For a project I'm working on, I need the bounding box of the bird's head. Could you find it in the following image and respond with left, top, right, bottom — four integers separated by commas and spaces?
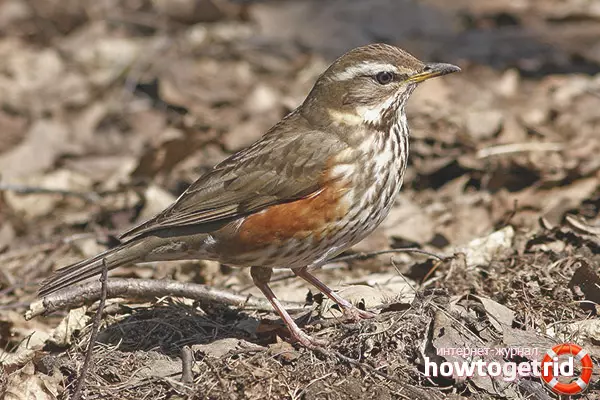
301, 43, 460, 132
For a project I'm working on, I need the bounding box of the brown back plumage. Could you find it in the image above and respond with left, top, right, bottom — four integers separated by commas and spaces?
120, 111, 347, 241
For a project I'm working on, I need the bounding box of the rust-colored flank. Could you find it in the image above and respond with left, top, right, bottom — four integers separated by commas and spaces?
236, 172, 350, 249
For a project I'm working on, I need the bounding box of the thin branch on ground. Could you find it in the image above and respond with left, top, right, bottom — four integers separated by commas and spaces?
332, 248, 446, 263
72, 259, 109, 400
476, 142, 564, 159
261, 248, 446, 287
26, 279, 306, 319
565, 214, 600, 236
0, 183, 101, 202
391, 259, 419, 294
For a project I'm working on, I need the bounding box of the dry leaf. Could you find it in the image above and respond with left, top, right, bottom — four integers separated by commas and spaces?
191, 338, 263, 358
3, 169, 93, 218
429, 310, 519, 397
0, 120, 76, 181
3, 362, 61, 400
456, 226, 514, 267
568, 259, 600, 305
320, 285, 391, 319
48, 308, 90, 348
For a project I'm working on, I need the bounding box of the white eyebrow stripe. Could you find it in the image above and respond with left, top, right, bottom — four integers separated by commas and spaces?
333, 62, 399, 81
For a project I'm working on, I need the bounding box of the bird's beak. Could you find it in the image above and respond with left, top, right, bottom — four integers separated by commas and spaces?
408, 62, 461, 83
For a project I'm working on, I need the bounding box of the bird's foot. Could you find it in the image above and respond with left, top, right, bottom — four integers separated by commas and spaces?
342, 306, 376, 322
289, 328, 328, 349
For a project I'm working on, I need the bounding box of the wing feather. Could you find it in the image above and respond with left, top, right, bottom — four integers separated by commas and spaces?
120, 112, 346, 241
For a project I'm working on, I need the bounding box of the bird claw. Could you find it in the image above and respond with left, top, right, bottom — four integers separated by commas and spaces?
342, 307, 376, 322
290, 329, 329, 349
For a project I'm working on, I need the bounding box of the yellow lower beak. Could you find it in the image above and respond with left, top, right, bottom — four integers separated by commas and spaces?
409, 63, 461, 83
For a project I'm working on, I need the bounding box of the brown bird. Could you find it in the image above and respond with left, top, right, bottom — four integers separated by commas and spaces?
40, 44, 459, 347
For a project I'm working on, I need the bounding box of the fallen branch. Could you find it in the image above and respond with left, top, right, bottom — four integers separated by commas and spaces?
26, 278, 306, 319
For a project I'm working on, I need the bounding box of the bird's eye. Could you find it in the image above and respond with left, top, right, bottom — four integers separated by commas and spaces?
375, 71, 394, 85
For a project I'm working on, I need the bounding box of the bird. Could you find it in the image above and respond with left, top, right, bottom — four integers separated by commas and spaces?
39, 43, 460, 347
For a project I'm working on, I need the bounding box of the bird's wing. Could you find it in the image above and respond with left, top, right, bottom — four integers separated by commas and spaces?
120, 112, 346, 241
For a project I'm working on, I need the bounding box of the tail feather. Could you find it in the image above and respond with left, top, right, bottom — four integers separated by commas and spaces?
38, 243, 141, 297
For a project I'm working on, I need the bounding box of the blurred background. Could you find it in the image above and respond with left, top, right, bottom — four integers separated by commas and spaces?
0, 1, 599, 398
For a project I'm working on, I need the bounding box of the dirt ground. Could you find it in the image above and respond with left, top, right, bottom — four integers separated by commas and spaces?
0, 0, 599, 399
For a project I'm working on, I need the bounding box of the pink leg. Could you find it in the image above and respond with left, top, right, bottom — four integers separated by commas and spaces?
250, 266, 326, 348
293, 267, 376, 320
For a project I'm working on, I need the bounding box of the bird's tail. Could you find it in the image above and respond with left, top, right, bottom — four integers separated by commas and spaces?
38, 240, 145, 297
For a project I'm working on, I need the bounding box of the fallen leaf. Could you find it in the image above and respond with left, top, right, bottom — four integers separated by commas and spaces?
192, 338, 263, 358
136, 184, 176, 223
0, 109, 27, 155
267, 339, 299, 362
0, 120, 76, 181
0, 331, 50, 368
562, 319, 600, 358
429, 310, 519, 397
0, 221, 16, 250
456, 226, 514, 267
3, 362, 61, 400
3, 169, 93, 219
48, 308, 90, 348
458, 295, 515, 332
568, 260, 600, 305
383, 195, 436, 244
321, 285, 392, 319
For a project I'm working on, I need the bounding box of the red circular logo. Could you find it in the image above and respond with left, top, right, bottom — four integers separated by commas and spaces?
541, 343, 593, 395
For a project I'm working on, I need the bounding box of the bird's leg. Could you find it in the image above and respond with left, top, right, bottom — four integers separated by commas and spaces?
250, 266, 327, 348
293, 267, 376, 321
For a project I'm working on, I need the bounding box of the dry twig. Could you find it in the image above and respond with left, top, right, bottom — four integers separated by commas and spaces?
0, 183, 101, 202
565, 214, 600, 236
261, 248, 446, 287
476, 142, 564, 159
72, 259, 109, 400
332, 248, 445, 263
27, 278, 306, 319
181, 346, 194, 385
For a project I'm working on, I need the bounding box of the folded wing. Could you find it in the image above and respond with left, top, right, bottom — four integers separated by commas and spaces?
120, 112, 346, 241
